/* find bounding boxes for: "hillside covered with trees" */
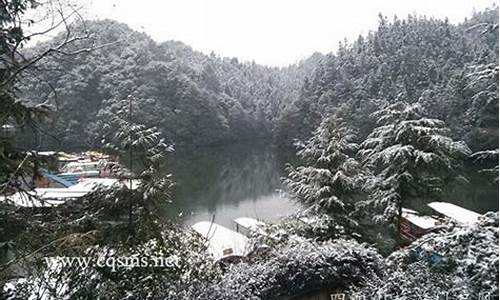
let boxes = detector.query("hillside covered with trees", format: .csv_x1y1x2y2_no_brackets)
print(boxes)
18,20,322,148
1,1,498,299
276,9,498,152
17,8,498,154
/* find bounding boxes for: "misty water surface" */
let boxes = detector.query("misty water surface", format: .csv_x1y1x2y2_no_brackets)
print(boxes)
164,143,300,228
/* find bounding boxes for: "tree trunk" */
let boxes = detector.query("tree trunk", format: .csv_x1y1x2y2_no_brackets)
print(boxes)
395,204,403,248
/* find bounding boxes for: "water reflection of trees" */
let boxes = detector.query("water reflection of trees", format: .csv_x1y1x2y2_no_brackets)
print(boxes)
164,143,292,214
403,167,498,215
162,143,497,223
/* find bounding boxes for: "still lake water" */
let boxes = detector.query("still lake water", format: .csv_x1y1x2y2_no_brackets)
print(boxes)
163,142,498,229
164,143,301,228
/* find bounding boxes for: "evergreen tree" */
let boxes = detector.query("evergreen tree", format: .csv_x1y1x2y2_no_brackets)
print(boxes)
277,7,499,150
98,95,174,239
0,0,50,189
284,115,364,236
464,64,499,150
3,97,221,299
358,102,471,244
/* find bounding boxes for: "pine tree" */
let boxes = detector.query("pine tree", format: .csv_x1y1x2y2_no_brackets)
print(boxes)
358,102,471,244
464,64,499,150
97,95,174,239
3,97,218,299
284,115,364,236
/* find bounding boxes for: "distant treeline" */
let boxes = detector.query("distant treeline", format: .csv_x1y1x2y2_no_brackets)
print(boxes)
18,7,498,153
17,21,320,148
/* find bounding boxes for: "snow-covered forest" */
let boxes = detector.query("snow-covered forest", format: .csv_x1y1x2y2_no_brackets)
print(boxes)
0,1,498,299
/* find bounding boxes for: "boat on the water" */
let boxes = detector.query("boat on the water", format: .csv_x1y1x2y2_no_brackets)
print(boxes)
233,217,266,237
400,208,442,243
400,202,483,244
192,221,250,263
427,202,481,225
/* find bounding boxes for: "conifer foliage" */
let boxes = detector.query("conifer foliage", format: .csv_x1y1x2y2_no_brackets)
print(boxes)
96,96,175,239
358,102,472,236
285,116,364,235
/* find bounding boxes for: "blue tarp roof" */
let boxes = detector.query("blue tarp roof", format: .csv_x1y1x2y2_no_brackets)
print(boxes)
43,172,78,187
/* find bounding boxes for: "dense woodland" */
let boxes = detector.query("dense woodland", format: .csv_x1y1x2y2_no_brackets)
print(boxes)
15,8,499,154
17,20,322,148
1,1,498,299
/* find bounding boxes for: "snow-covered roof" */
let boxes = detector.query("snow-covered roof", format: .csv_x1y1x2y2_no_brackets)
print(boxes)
63,161,100,167
0,192,66,207
0,186,96,207
69,178,119,191
402,208,417,214
69,178,140,191
192,221,249,262
58,170,100,177
402,208,439,230
299,217,315,224
0,178,139,207
427,202,481,225
37,151,58,156
37,189,89,198
233,217,265,231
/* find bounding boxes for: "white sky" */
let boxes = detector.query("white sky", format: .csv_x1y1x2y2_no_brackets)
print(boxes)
78,0,497,66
